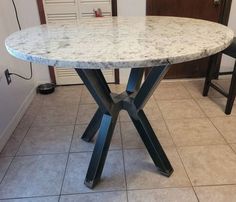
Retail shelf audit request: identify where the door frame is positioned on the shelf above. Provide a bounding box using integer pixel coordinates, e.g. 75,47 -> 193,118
145,0 -> 233,79
36,0 -> 119,84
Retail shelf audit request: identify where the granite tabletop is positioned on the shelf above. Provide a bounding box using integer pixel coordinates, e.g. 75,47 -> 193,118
5,16 -> 234,69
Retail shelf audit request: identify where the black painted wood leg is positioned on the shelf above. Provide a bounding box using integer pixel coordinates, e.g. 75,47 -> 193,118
126,68 -> 145,93
84,113 -> 118,188
203,55 -> 218,96
130,65 -> 173,176
130,110 -> 173,176
75,65 -> 173,189
75,69 -> 117,188
81,108 -> 103,142
225,61 -> 236,114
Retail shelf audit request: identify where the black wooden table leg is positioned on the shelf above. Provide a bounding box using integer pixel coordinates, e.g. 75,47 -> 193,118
84,114 -> 118,188
130,110 -> 173,176
75,69 -> 113,114
225,61 -> 236,114
203,55 -> 218,96
134,65 -> 171,110
130,65 -> 173,176
126,68 -> 144,94
75,65 -> 174,189
81,108 -> 103,142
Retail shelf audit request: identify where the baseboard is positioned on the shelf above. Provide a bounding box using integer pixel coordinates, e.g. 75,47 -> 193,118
0,87 -> 36,151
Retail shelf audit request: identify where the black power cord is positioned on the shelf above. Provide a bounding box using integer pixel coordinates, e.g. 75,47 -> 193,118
9,62 -> 33,80
9,0 -> 33,81
11,0 -> 21,30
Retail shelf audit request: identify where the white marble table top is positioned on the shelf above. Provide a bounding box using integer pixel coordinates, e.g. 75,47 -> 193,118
5,16 -> 234,69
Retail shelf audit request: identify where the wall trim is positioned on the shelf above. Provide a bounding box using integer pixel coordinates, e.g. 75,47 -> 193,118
0,87 -> 36,151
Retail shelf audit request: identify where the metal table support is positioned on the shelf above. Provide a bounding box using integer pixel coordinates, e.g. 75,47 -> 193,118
75,65 -> 174,188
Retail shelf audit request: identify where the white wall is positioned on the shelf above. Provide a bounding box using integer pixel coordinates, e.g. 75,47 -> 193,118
118,0 -> 146,16
14,0 -> 50,83
221,0 -> 236,72
0,0 -> 49,150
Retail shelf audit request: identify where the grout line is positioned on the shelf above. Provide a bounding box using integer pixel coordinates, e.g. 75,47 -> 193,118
59,186 -> 196,197
13,152 -> 70,157
0,195 -> 59,201
118,117 -> 129,202
228,144 -> 236,155
3,148 -> 125,158
207,117 -> 230,146
193,183 -> 236,188
58,88 -> 82,201
126,186 -> 198,192
58,189 -> 127,197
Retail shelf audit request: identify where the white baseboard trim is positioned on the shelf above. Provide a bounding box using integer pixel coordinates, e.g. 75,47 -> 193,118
0,87 -> 36,151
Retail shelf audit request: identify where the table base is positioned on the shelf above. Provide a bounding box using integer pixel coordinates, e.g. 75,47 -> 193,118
75,65 -> 174,188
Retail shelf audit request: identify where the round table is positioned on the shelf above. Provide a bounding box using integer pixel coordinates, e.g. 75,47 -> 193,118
5,16 -> 234,189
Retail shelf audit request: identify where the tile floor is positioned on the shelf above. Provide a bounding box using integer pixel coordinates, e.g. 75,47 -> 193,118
0,78 -> 236,201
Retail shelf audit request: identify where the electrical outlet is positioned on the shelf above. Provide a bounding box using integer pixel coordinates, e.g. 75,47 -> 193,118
5,69 -> 11,85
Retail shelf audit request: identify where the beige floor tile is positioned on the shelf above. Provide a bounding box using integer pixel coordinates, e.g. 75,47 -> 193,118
108,84 -> 117,92
17,125 -> 74,155
196,98 -> 236,117
0,154 -> 67,199
108,84 -> 126,94
0,157 -> 12,182
128,188 -> 198,202
76,104 -> 98,124
70,123 -> 122,152
154,82 -> 191,100
178,145 -> 236,186
0,196 -> 59,202
60,191 -> 127,202
166,118 -> 226,146
17,112 -> 36,129
211,117 -> 236,143
195,185 -> 236,202
158,81 -> 184,88
214,79 -> 231,92
147,96 -> 158,104
143,100 -> 164,121
182,79 -> 229,99
42,86 -> 82,107
80,87 -> 96,104
0,127 -> 29,157
62,151 -> 126,194
121,120 -> 174,149
124,148 -> 191,189
119,110 -> 132,122
114,84 -> 126,94
33,105 -> 78,126
158,99 -> 205,120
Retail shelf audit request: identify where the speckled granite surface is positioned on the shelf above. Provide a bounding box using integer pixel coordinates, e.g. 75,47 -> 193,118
5,16 -> 234,69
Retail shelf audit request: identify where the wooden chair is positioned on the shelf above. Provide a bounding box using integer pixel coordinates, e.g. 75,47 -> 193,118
203,37 -> 236,115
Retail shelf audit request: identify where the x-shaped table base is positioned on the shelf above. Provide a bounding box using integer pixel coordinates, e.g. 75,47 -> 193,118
75,65 -> 174,188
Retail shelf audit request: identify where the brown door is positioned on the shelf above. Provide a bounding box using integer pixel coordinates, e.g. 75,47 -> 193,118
146,0 -> 232,78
